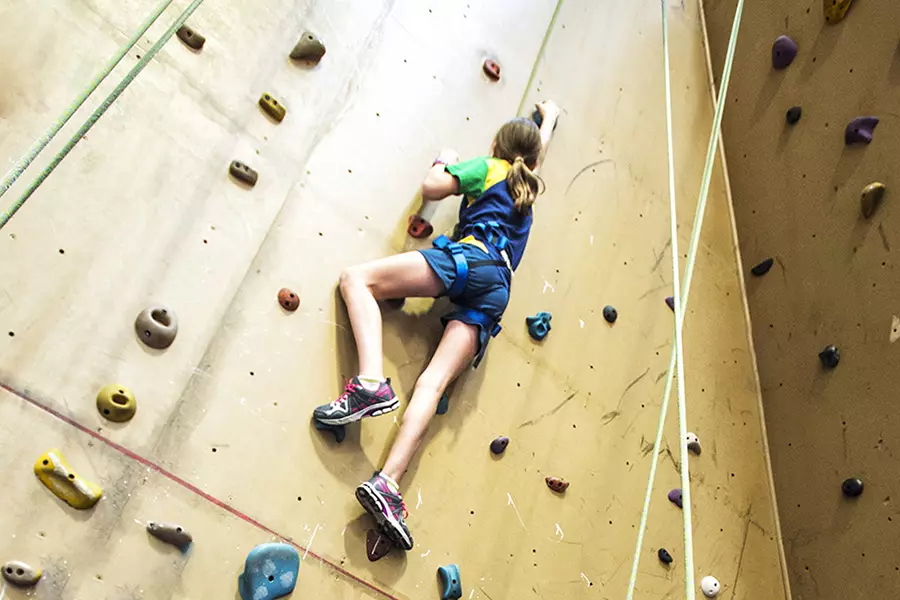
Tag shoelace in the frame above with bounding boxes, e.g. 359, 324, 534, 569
331, 380, 360, 406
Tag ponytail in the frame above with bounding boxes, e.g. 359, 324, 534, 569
507, 156, 543, 214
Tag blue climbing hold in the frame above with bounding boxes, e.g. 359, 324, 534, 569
437, 564, 463, 600
526, 312, 552, 341
238, 543, 299, 600
315, 419, 346, 443
436, 392, 450, 415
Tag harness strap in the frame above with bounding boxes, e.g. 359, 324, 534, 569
433, 235, 468, 298
456, 307, 503, 338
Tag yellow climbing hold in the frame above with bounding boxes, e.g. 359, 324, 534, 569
34, 449, 103, 509
861, 182, 886, 219
824, 0, 853, 24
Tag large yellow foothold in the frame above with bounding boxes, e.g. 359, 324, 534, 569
34, 449, 103, 509
824, 0, 854, 24
861, 182, 886, 219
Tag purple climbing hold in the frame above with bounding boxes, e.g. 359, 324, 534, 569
490, 436, 509, 454
665, 296, 675, 312
668, 488, 683, 509
845, 117, 879, 145
658, 548, 674, 564
772, 35, 798, 69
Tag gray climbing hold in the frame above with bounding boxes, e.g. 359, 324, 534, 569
668, 488, 683, 509
845, 117, 879, 145
238, 543, 299, 600
134, 305, 178, 349
2, 561, 41, 587
701, 575, 721, 598
290, 32, 326, 63
818, 345, 840, 369
603, 305, 618, 324
842, 477, 864, 497
686, 432, 702, 455
490, 436, 509, 454
786, 106, 802, 125
751, 258, 774, 276
437, 564, 463, 600
147, 521, 192, 549
176, 25, 205, 50
436, 392, 450, 415
772, 35, 798, 69
658, 548, 674, 564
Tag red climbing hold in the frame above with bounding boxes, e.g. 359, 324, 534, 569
482, 59, 501, 81
278, 288, 300, 311
366, 529, 392, 561
545, 476, 569, 493
407, 214, 434, 238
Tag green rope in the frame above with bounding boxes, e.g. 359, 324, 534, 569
0, 0, 207, 230
517, 0, 565, 116
0, 0, 174, 199
625, 0, 745, 598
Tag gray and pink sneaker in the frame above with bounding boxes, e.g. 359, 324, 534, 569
356, 472, 414, 551
313, 377, 398, 426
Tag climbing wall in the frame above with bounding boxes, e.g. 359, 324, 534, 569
702, 0, 900, 598
0, 0, 788, 598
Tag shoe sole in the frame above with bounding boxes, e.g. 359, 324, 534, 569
315, 397, 399, 426
355, 482, 413, 551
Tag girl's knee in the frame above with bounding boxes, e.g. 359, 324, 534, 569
339, 265, 366, 292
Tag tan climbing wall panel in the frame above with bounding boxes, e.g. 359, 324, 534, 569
0, 0, 786, 598
703, 0, 900, 598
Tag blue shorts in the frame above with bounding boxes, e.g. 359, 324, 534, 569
419, 243, 511, 366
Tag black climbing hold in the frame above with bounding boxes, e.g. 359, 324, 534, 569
668, 488, 683, 509
490, 436, 509, 455
818, 345, 840, 369
658, 548, 674, 564
665, 296, 675, 312
772, 35, 798, 70
315, 420, 345, 443
842, 477, 864, 497
436, 392, 450, 415
786, 106, 802, 125
751, 257, 774, 276
366, 529, 392, 561
845, 117, 879, 145
176, 25, 205, 51
602, 305, 618, 324
526, 312, 552, 341
229, 161, 258, 187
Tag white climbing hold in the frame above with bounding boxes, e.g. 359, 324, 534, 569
890, 315, 900, 343
701, 575, 720, 598
686, 432, 702, 455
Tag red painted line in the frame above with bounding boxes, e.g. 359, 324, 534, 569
0, 380, 401, 600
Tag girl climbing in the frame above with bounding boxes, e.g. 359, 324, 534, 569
313, 101, 560, 551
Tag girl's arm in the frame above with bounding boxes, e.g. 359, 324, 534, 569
421, 149, 460, 200
534, 101, 560, 173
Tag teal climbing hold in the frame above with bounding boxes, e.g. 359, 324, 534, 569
315, 420, 346, 443
238, 543, 299, 600
526, 312, 552, 341
437, 564, 463, 600
436, 392, 450, 415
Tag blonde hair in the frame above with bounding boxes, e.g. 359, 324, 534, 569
492, 118, 544, 214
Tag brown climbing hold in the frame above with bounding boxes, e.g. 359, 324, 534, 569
861, 182, 886, 219
366, 529, 392, 561
259, 93, 286, 123
545, 476, 569, 493
290, 31, 326, 63
278, 288, 300, 311
176, 25, 205, 50
229, 161, 258, 187
96, 384, 137, 423
482, 59, 501, 81
34, 449, 103, 509
2, 560, 42, 587
147, 521, 193, 549
824, 0, 854, 24
134, 305, 178, 349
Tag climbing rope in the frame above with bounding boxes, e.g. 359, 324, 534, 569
0, 0, 174, 200
0, 0, 207, 230
625, 0, 745, 598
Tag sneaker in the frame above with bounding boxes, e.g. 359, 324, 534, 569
356, 473, 414, 550
313, 377, 398, 426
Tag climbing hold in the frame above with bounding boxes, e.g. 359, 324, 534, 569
526, 311, 552, 341
667, 488, 683, 509
751, 257, 774, 276
2, 561, 42, 587
436, 392, 450, 415
700, 575, 721, 598
786, 106, 802, 125
366, 529, 392, 562
545, 476, 569, 493
490, 436, 509, 454
842, 477, 864, 497
658, 548, 674, 565
176, 25, 205, 50
531, 108, 558, 131
386, 298, 406, 309
34, 449, 103, 509
314, 420, 346, 443
134, 304, 178, 350
482, 58, 501, 81
407, 214, 434, 239
818, 345, 840, 369
861, 182, 886, 219
845, 117, 879, 145
259, 93, 286, 123
147, 521, 192, 549
278, 288, 300, 311
602, 305, 618, 324
686, 432, 702, 455
824, 0, 854, 24
771, 35, 798, 69
96, 384, 137, 423
665, 296, 675, 311
230, 160, 259, 187
290, 32, 326, 63
237, 543, 299, 600
437, 564, 463, 600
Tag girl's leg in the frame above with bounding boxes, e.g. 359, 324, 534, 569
381, 319, 479, 483
339, 251, 444, 378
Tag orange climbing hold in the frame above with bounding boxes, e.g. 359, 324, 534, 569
278, 288, 300, 311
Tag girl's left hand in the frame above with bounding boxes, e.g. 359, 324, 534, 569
435, 148, 460, 165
